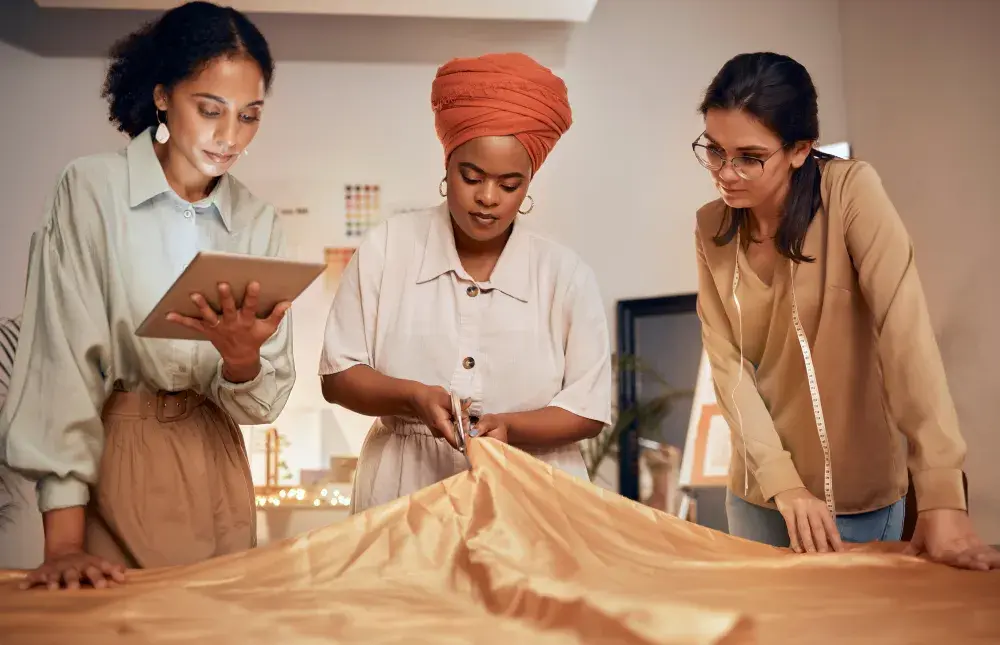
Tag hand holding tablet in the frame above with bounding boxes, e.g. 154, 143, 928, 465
136, 251, 326, 342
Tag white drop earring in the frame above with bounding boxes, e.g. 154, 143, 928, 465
242, 148, 249, 157
154, 109, 170, 144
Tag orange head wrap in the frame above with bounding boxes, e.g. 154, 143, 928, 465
431, 52, 572, 174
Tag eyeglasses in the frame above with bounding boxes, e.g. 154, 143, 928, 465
691, 133, 784, 181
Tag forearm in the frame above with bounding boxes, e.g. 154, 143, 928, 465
876, 276, 966, 511
702, 327, 803, 501
321, 365, 420, 418
841, 162, 966, 511
695, 234, 803, 500
43, 506, 86, 558
497, 406, 603, 450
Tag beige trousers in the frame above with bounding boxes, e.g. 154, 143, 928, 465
85, 390, 256, 568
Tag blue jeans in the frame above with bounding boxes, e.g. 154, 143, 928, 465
726, 491, 905, 547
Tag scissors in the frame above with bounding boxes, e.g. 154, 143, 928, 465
450, 391, 468, 456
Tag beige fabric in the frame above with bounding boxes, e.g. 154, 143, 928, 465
86, 390, 255, 568
3, 438, 1000, 645
0, 127, 295, 514
321, 204, 612, 509
696, 159, 966, 514
350, 418, 468, 514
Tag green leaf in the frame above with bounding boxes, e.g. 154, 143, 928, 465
583, 352, 695, 480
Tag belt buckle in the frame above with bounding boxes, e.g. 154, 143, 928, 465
155, 390, 190, 423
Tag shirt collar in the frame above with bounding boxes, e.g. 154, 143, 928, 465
416, 202, 531, 303
126, 127, 233, 231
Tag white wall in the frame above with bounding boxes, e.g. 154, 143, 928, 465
840, 0, 1000, 542
0, 0, 849, 480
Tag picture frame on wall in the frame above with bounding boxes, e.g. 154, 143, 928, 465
675, 349, 732, 527
685, 402, 731, 487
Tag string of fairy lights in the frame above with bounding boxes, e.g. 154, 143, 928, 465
255, 486, 352, 509
255, 428, 354, 509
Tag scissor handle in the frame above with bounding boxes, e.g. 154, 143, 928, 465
450, 392, 467, 453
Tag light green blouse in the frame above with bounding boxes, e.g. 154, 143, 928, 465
0, 128, 296, 514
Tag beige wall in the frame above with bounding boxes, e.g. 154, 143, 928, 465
840, 0, 1000, 541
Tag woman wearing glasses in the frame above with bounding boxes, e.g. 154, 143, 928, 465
692, 52, 997, 570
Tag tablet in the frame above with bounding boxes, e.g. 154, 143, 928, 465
135, 250, 327, 341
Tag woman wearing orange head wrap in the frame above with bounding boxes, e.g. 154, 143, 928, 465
319, 53, 612, 514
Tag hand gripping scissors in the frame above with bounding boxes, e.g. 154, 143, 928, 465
450, 391, 469, 460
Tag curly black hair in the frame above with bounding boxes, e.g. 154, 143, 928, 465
101, 1, 274, 138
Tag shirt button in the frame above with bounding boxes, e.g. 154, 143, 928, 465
466, 285, 480, 298
462, 357, 476, 370
183, 209, 194, 219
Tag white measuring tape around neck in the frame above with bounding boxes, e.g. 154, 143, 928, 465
731, 235, 836, 517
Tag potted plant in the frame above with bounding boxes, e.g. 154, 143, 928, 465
581, 354, 693, 497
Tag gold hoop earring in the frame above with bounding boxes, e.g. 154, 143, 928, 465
518, 195, 534, 215
439, 177, 447, 197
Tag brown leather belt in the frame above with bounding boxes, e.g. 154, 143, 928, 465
103, 389, 206, 423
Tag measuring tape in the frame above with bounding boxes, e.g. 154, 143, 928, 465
731, 236, 836, 517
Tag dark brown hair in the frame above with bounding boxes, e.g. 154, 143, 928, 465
700, 52, 835, 263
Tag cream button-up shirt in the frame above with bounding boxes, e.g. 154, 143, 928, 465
0, 128, 295, 513
319, 204, 612, 477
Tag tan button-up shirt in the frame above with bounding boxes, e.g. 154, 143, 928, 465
319, 204, 612, 477
696, 160, 966, 514
0, 128, 295, 513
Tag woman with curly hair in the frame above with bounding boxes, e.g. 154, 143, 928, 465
0, 1, 295, 590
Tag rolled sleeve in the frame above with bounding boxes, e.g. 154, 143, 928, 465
547, 262, 613, 426
319, 223, 387, 376
38, 474, 89, 513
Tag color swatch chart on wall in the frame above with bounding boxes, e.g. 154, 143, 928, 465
344, 184, 380, 238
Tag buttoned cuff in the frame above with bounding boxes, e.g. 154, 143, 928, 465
38, 474, 89, 513
912, 467, 967, 512
755, 457, 806, 503
216, 358, 270, 393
